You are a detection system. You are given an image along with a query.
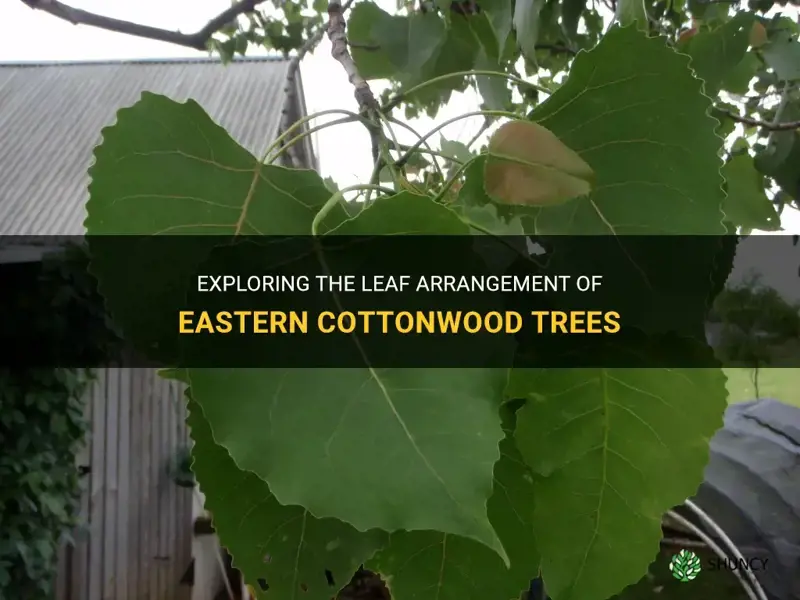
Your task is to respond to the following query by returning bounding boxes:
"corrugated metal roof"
[0,56,304,235]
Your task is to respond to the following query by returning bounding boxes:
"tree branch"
[19,0,266,50]
[715,107,800,131]
[327,0,378,114]
[327,0,382,164]
[466,116,492,149]
[276,0,357,167]
[534,43,577,56]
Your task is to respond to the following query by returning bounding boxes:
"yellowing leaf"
[749,21,767,48]
[483,120,594,206]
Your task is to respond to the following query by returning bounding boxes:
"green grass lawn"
[723,367,800,407]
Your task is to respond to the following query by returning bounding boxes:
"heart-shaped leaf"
[484,120,594,206]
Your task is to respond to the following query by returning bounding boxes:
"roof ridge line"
[0,55,290,68]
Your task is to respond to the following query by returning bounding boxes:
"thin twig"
[466,116,492,149]
[534,43,577,56]
[768,83,793,139]
[347,40,381,50]
[19,0,266,50]
[715,106,800,131]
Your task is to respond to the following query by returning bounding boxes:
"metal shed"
[0,55,317,600]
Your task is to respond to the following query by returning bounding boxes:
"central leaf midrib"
[315,241,478,526]
[568,369,610,596]
[367,366,468,512]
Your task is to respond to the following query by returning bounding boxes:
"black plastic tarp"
[692,398,800,600]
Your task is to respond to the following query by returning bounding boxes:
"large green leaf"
[722,154,781,231]
[188,398,387,600]
[469,26,729,335]
[84,93,347,360]
[521,25,726,235]
[681,14,755,95]
[187,366,509,563]
[509,363,727,600]
[187,194,511,561]
[366,404,539,600]
[86,92,346,236]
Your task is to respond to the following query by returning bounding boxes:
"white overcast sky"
[1,0,799,296]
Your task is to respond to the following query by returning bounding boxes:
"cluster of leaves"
[81,13,756,598]
[209,0,327,60]
[710,275,800,366]
[0,247,118,598]
[215,0,800,225]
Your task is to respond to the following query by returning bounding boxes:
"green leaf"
[614,0,648,30]
[366,406,538,600]
[681,13,755,96]
[514,0,546,63]
[349,3,445,82]
[481,0,514,53]
[467,12,513,110]
[86,93,345,236]
[561,0,586,40]
[409,17,480,108]
[521,25,726,235]
[331,191,473,234]
[440,138,475,164]
[484,120,594,206]
[347,4,396,79]
[722,154,781,231]
[188,366,509,565]
[457,202,525,235]
[762,31,800,81]
[456,155,494,208]
[187,194,511,562]
[509,364,727,600]
[84,93,347,359]
[323,176,340,193]
[475,51,512,111]
[378,13,447,81]
[754,102,800,202]
[720,51,761,95]
[188,398,387,600]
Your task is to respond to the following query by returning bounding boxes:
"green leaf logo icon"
[669,549,702,582]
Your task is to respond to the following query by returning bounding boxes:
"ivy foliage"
[81,0,800,596]
[0,247,118,598]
